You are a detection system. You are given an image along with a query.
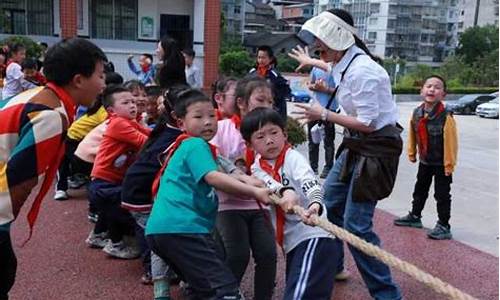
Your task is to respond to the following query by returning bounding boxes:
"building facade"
[0,0,221,89]
[458,0,499,33]
[313,0,462,65]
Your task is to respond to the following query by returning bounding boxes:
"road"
[8,101,499,299]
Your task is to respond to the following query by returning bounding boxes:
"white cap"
[298,11,357,51]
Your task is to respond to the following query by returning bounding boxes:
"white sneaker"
[85,231,109,248]
[103,240,140,259]
[54,190,69,201]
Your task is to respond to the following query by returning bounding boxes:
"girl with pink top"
[210,76,277,300]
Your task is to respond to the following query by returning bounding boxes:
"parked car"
[289,81,312,103]
[476,97,499,118]
[446,94,495,114]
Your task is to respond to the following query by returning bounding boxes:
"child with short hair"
[212,76,237,120]
[124,79,148,125]
[210,76,277,300]
[394,75,458,240]
[241,107,342,299]
[21,58,47,86]
[86,85,151,259]
[145,88,271,300]
[127,53,155,85]
[144,85,162,126]
[182,48,201,88]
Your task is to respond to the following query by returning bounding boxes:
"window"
[458,22,463,29]
[304,8,310,15]
[370,3,380,14]
[369,17,377,25]
[368,31,377,40]
[387,19,395,28]
[0,0,52,36]
[91,0,137,40]
[234,5,241,14]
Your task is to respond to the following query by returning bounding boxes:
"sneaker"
[85,231,109,248]
[68,174,89,189]
[87,212,98,223]
[393,212,423,228]
[335,269,350,281]
[312,167,318,175]
[103,240,141,259]
[54,190,69,201]
[427,222,452,240]
[320,167,331,179]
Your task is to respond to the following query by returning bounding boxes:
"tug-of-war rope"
[269,194,477,300]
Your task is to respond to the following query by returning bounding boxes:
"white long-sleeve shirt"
[330,45,398,130]
[2,62,37,100]
[251,148,333,254]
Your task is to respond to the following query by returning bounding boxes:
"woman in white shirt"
[289,9,403,300]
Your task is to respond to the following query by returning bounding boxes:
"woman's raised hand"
[288,45,312,72]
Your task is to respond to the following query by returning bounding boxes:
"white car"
[476,97,499,118]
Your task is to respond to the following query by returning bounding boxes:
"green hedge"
[393,87,498,94]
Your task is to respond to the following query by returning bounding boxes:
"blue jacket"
[127,59,156,85]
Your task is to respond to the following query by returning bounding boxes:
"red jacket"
[91,115,151,183]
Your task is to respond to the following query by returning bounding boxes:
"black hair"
[183,48,195,58]
[257,45,278,67]
[211,76,238,107]
[101,84,130,108]
[240,107,286,142]
[104,61,115,73]
[21,58,38,70]
[43,38,107,86]
[105,71,124,85]
[8,43,25,57]
[145,85,162,97]
[39,42,48,48]
[327,9,383,64]
[142,53,153,62]
[234,76,272,115]
[173,88,212,118]
[123,79,146,93]
[157,35,187,89]
[141,84,191,151]
[423,74,447,92]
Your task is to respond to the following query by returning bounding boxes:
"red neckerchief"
[23,82,77,244]
[257,65,269,78]
[151,134,218,198]
[230,114,241,129]
[215,109,228,121]
[46,82,77,124]
[141,64,151,73]
[258,143,291,248]
[417,101,445,158]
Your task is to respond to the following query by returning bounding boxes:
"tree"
[219,50,254,77]
[457,25,499,65]
[0,36,42,59]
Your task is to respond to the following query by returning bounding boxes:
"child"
[86,84,151,259]
[0,37,107,300]
[212,76,237,120]
[182,48,201,88]
[249,45,291,120]
[21,58,47,86]
[124,79,148,125]
[145,85,161,126]
[0,51,6,99]
[2,43,37,99]
[210,76,277,300]
[121,85,188,292]
[145,88,271,300]
[394,75,458,240]
[241,107,342,300]
[307,66,338,178]
[127,53,155,85]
